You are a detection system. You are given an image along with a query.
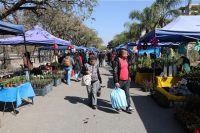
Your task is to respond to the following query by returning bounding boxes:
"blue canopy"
[127,42,137,47]
[140,16,200,43]
[114,44,126,51]
[88,47,99,52]
[0,25,70,46]
[38,46,69,51]
[76,45,87,51]
[0,21,24,35]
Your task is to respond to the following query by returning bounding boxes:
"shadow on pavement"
[107,78,114,89]
[131,95,184,133]
[97,98,118,114]
[64,96,87,105]
[64,96,118,114]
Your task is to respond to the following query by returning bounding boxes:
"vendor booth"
[138,16,200,105]
[0,25,71,46]
[0,21,24,35]
[0,21,35,119]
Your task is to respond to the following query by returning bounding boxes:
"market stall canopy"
[38,46,70,51]
[140,16,200,43]
[88,47,99,52]
[0,21,24,35]
[114,44,126,50]
[76,45,87,51]
[0,25,71,45]
[139,42,179,46]
[126,42,137,47]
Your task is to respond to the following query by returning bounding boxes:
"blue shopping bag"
[110,87,128,109]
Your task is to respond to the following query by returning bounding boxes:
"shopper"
[82,55,102,109]
[113,48,134,113]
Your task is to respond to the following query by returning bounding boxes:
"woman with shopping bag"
[113,48,134,113]
[81,55,102,109]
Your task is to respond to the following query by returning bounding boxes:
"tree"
[129,6,159,34]
[154,0,181,27]
[0,0,97,20]
[108,31,130,48]
[20,7,102,48]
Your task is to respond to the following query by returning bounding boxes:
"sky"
[84,0,200,45]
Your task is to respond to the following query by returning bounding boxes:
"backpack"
[64,56,71,67]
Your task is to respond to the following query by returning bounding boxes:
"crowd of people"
[22,47,190,114]
[58,48,133,113]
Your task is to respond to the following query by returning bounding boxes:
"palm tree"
[129,6,159,36]
[154,0,182,27]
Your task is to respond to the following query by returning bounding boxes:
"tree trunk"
[187,0,192,15]
[2,46,11,69]
[0,0,26,20]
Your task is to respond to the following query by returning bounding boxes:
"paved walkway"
[0,67,184,133]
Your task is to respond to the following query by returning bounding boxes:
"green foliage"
[109,0,183,46]
[22,8,103,48]
[0,0,97,20]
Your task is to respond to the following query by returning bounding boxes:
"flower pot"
[33,81,53,96]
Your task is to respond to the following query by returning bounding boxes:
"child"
[82,55,102,109]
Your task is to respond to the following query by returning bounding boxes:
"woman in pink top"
[113,49,134,113]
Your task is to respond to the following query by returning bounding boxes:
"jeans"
[64,66,72,85]
[119,80,131,107]
[75,71,80,80]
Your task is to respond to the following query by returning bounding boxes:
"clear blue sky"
[84,0,200,45]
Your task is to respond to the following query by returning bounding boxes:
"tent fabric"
[127,42,137,47]
[140,16,200,43]
[0,21,24,35]
[0,25,70,45]
[139,42,179,46]
[38,46,69,51]
[88,47,99,52]
[76,46,87,51]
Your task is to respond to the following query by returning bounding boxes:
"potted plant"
[31,78,53,96]
[142,80,153,92]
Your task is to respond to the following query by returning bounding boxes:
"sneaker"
[128,106,134,111]
[115,108,122,112]
[92,105,97,110]
[126,107,134,114]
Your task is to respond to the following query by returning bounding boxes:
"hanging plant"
[149,37,159,46]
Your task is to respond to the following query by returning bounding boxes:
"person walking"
[82,55,102,109]
[98,52,103,67]
[63,53,74,85]
[74,52,82,82]
[113,48,134,113]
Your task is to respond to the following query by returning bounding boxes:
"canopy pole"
[152,34,156,93]
[23,33,30,81]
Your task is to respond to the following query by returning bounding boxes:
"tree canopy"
[109,0,188,48]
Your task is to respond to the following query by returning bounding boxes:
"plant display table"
[0,82,35,110]
[156,76,181,88]
[135,72,153,85]
[154,77,186,107]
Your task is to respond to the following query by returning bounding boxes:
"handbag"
[81,74,91,86]
[110,87,128,109]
